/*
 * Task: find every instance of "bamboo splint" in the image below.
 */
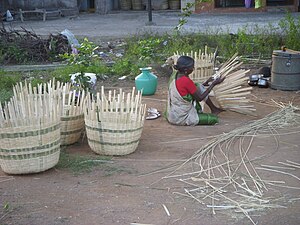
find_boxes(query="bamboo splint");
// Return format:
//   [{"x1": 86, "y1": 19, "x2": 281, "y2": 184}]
[{"x1": 213, "y1": 54, "x2": 256, "y2": 116}]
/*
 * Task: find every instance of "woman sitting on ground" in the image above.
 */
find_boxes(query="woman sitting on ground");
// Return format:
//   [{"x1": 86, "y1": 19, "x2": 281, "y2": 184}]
[{"x1": 167, "y1": 55, "x2": 225, "y2": 126}]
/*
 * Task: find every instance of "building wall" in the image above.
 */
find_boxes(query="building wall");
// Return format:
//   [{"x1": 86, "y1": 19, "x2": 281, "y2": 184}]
[
  {"x1": 95, "y1": 0, "x2": 112, "y2": 14},
  {"x1": 194, "y1": 0, "x2": 299, "y2": 13}
]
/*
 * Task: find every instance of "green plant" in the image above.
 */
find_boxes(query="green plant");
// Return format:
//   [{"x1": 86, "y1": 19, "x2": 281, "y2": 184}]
[
  {"x1": 0, "y1": 44, "x2": 28, "y2": 64},
  {"x1": 60, "y1": 38, "x2": 100, "y2": 91},
  {"x1": 0, "y1": 201, "x2": 13, "y2": 224},
  {"x1": 175, "y1": 0, "x2": 213, "y2": 31},
  {"x1": 0, "y1": 72, "x2": 21, "y2": 102},
  {"x1": 0, "y1": 89, "x2": 13, "y2": 103},
  {"x1": 3, "y1": 202, "x2": 10, "y2": 211},
  {"x1": 55, "y1": 150, "x2": 131, "y2": 176},
  {"x1": 279, "y1": 13, "x2": 300, "y2": 50},
  {"x1": 137, "y1": 37, "x2": 164, "y2": 61},
  {"x1": 111, "y1": 58, "x2": 141, "y2": 78}
]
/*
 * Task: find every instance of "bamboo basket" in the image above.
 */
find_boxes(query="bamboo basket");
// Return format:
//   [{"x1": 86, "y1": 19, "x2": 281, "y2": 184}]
[
  {"x1": 0, "y1": 84, "x2": 61, "y2": 174},
  {"x1": 84, "y1": 87, "x2": 146, "y2": 156}
]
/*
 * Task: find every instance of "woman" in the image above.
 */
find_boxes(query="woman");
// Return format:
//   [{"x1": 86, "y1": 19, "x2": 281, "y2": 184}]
[{"x1": 167, "y1": 55, "x2": 225, "y2": 126}]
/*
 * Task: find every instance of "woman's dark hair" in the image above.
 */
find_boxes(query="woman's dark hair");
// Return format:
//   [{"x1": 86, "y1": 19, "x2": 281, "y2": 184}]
[{"x1": 174, "y1": 56, "x2": 194, "y2": 72}]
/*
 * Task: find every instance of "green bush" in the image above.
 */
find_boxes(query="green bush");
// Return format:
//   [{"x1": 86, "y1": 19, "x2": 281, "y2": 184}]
[
  {"x1": 279, "y1": 12, "x2": 300, "y2": 50},
  {"x1": 0, "y1": 71, "x2": 21, "y2": 102}
]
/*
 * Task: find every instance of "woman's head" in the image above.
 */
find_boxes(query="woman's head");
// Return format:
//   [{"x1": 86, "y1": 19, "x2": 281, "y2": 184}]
[{"x1": 173, "y1": 56, "x2": 194, "y2": 75}]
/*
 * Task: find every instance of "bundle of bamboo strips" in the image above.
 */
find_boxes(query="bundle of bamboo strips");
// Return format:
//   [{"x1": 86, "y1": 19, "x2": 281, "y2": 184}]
[
  {"x1": 163, "y1": 104, "x2": 300, "y2": 224},
  {"x1": 84, "y1": 87, "x2": 146, "y2": 156},
  {"x1": 0, "y1": 81, "x2": 61, "y2": 174},
  {"x1": 212, "y1": 53, "x2": 256, "y2": 115}
]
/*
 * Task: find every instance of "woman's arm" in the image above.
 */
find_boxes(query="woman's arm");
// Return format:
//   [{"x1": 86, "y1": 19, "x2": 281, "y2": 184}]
[{"x1": 192, "y1": 76, "x2": 225, "y2": 102}]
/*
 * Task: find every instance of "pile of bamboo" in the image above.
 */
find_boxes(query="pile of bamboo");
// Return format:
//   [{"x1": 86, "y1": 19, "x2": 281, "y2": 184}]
[
  {"x1": 84, "y1": 87, "x2": 146, "y2": 156},
  {"x1": 213, "y1": 53, "x2": 256, "y2": 115},
  {"x1": 0, "y1": 82, "x2": 61, "y2": 174},
  {"x1": 163, "y1": 104, "x2": 300, "y2": 224}
]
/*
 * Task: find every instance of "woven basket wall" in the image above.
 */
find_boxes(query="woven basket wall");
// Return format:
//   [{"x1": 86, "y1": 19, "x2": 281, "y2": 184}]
[
  {"x1": 61, "y1": 112, "x2": 84, "y2": 145},
  {"x1": 174, "y1": 48, "x2": 215, "y2": 83},
  {"x1": 0, "y1": 121, "x2": 61, "y2": 174},
  {"x1": 191, "y1": 63, "x2": 214, "y2": 83},
  {"x1": 85, "y1": 114, "x2": 144, "y2": 155}
]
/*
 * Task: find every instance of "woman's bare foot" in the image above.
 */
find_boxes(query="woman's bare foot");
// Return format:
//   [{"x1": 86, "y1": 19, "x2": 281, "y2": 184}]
[{"x1": 211, "y1": 107, "x2": 225, "y2": 115}]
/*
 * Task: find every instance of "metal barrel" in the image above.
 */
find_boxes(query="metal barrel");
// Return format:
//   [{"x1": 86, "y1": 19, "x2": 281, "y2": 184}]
[{"x1": 271, "y1": 50, "x2": 300, "y2": 91}]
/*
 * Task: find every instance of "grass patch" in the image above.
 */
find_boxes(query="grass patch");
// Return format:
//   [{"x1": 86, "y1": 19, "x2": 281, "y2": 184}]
[
  {"x1": 1, "y1": 12, "x2": 299, "y2": 98},
  {"x1": 56, "y1": 150, "x2": 131, "y2": 176}
]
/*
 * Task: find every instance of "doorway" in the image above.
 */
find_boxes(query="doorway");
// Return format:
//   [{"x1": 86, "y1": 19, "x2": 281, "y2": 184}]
[{"x1": 79, "y1": 0, "x2": 95, "y2": 12}]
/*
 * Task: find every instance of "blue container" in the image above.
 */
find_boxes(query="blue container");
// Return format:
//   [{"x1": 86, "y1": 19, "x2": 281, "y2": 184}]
[{"x1": 135, "y1": 67, "x2": 158, "y2": 95}]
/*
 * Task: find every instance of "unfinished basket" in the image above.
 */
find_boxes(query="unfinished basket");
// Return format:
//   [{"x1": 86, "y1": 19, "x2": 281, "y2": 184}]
[
  {"x1": 84, "y1": 87, "x2": 146, "y2": 156},
  {"x1": 213, "y1": 53, "x2": 256, "y2": 116},
  {"x1": 0, "y1": 84, "x2": 61, "y2": 174}
]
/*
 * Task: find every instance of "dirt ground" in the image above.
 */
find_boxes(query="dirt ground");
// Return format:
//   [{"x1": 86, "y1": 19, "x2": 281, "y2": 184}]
[{"x1": 0, "y1": 70, "x2": 300, "y2": 225}]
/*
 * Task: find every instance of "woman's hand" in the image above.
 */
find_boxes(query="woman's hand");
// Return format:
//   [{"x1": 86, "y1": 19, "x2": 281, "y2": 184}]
[
  {"x1": 203, "y1": 76, "x2": 215, "y2": 86},
  {"x1": 212, "y1": 76, "x2": 225, "y2": 85}
]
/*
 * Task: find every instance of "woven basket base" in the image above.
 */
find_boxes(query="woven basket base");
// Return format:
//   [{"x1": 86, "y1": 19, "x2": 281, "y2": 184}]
[
  {"x1": 85, "y1": 118, "x2": 143, "y2": 156},
  {"x1": 0, "y1": 150, "x2": 60, "y2": 174},
  {"x1": 61, "y1": 132, "x2": 83, "y2": 145},
  {"x1": 87, "y1": 139, "x2": 139, "y2": 156},
  {"x1": 0, "y1": 121, "x2": 61, "y2": 174}
]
